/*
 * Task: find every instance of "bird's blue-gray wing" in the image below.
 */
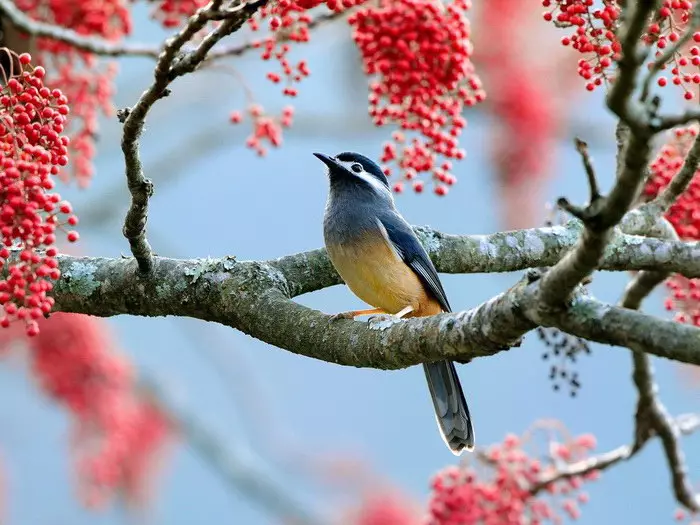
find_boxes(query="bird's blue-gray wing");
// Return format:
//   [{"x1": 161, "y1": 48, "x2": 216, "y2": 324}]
[{"x1": 377, "y1": 212, "x2": 451, "y2": 313}]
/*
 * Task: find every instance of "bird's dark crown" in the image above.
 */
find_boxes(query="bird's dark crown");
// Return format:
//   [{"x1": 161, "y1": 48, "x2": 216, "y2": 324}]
[{"x1": 335, "y1": 151, "x2": 389, "y2": 189}]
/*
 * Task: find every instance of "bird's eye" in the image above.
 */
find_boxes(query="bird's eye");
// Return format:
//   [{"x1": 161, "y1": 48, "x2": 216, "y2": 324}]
[{"x1": 350, "y1": 163, "x2": 363, "y2": 173}]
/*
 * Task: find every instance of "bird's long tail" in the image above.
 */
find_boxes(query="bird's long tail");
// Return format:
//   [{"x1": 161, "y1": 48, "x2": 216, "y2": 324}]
[{"x1": 423, "y1": 360, "x2": 474, "y2": 454}]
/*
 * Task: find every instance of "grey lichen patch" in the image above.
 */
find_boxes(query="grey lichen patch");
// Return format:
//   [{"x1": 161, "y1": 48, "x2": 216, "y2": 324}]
[
  {"x1": 653, "y1": 243, "x2": 673, "y2": 263},
  {"x1": 523, "y1": 231, "x2": 546, "y2": 258},
  {"x1": 368, "y1": 315, "x2": 401, "y2": 331},
  {"x1": 61, "y1": 261, "x2": 101, "y2": 296},
  {"x1": 621, "y1": 232, "x2": 645, "y2": 246},
  {"x1": 477, "y1": 235, "x2": 499, "y2": 260},
  {"x1": 505, "y1": 235, "x2": 520, "y2": 249},
  {"x1": 414, "y1": 225, "x2": 441, "y2": 254},
  {"x1": 184, "y1": 258, "x2": 216, "y2": 284},
  {"x1": 222, "y1": 255, "x2": 237, "y2": 271},
  {"x1": 550, "y1": 223, "x2": 582, "y2": 241},
  {"x1": 258, "y1": 263, "x2": 289, "y2": 292},
  {"x1": 570, "y1": 294, "x2": 611, "y2": 320}
]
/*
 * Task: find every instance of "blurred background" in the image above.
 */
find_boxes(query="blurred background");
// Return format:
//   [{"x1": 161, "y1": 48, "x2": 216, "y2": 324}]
[{"x1": 0, "y1": 1, "x2": 698, "y2": 523}]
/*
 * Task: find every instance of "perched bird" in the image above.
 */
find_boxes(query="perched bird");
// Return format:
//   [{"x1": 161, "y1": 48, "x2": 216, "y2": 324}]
[{"x1": 314, "y1": 150, "x2": 474, "y2": 454}]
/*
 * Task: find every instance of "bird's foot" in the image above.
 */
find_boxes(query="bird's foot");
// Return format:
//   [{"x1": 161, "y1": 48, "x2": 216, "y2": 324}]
[
  {"x1": 367, "y1": 314, "x2": 397, "y2": 329},
  {"x1": 329, "y1": 311, "x2": 355, "y2": 322},
  {"x1": 367, "y1": 314, "x2": 393, "y2": 324}
]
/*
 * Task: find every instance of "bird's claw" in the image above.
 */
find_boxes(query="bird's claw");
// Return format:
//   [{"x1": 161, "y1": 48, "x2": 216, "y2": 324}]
[
  {"x1": 367, "y1": 314, "x2": 394, "y2": 326},
  {"x1": 329, "y1": 312, "x2": 354, "y2": 322}
]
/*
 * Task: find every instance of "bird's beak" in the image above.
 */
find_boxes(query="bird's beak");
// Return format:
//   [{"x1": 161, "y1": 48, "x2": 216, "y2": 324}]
[{"x1": 313, "y1": 152, "x2": 343, "y2": 172}]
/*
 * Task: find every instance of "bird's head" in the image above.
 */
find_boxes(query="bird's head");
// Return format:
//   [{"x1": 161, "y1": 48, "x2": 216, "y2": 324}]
[{"x1": 313, "y1": 151, "x2": 391, "y2": 198}]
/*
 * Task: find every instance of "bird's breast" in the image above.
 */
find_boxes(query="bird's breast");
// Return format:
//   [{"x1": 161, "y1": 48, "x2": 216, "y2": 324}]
[{"x1": 325, "y1": 228, "x2": 440, "y2": 316}]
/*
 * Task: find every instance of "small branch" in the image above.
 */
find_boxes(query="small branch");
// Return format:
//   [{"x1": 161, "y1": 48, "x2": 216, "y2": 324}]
[
  {"x1": 140, "y1": 376, "x2": 325, "y2": 525},
  {"x1": 656, "y1": 132, "x2": 700, "y2": 210},
  {"x1": 0, "y1": 0, "x2": 159, "y2": 57},
  {"x1": 206, "y1": 10, "x2": 348, "y2": 61},
  {"x1": 530, "y1": 445, "x2": 632, "y2": 493},
  {"x1": 574, "y1": 137, "x2": 601, "y2": 200},
  {"x1": 120, "y1": 0, "x2": 266, "y2": 272},
  {"x1": 654, "y1": 107, "x2": 700, "y2": 130},
  {"x1": 622, "y1": 271, "x2": 700, "y2": 512},
  {"x1": 529, "y1": 413, "x2": 700, "y2": 495},
  {"x1": 641, "y1": 1, "x2": 700, "y2": 102},
  {"x1": 555, "y1": 138, "x2": 603, "y2": 222},
  {"x1": 540, "y1": 131, "x2": 651, "y2": 308}
]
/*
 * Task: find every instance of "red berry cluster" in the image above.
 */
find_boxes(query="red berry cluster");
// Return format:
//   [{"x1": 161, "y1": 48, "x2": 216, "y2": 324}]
[
  {"x1": 147, "y1": 0, "x2": 209, "y2": 28},
  {"x1": 542, "y1": 0, "x2": 620, "y2": 92},
  {"x1": 15, "y1": 0, "x2": 132, "y2": 186},
  {"x1": 349, "y1": 0, "x2": 485, "y2": 196},
  {"x1": 0, "y1": 52, "x2": 79, "y2": 337},
  {"x1": 544, "y1": 0, "x2": 700, "y2": 99},
  {"x1": 249, "y1": 0, "x2": 363, "y2": 95},
  {"x1": 231, "y1": 0, "x2": 363, "y2": 157},
  {"x1": 644, "y1": 126, "x2": 700, "y2": 326},
  {"x1": 230, "y1": 104, "x2": 294, "y2": 156},
  {"x1": 427, "y1": 429, "x2": 598, "y2": 524},
  {"x1": 0, "y1": 313, "x2": 172, "y2": 508}
]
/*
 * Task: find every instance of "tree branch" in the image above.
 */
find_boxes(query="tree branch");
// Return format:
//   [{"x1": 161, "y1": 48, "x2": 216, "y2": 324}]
[
  {"x1": 205, "y1": 10, "x2": 348, "y2": 61},
  {"x1": 41, "y1": 223, "x2": 700, "y2": 369},
  {"x1": 529, "y1": 414, "x2": 700, "y2": 494},
  {"x1": 618, "y1": 222, "x2": 700, "y2": 512},
  {"x1": 538, "y1": 1, "x2": 695, "y2": 313},
  {"x1": 120, "y1": 0, "x2": 266, "y2": 272},
  {"x1": 0, "y1": 0, "x2": 159, "y2": 57}
]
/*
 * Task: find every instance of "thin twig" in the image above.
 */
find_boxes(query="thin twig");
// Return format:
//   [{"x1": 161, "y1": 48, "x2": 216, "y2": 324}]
[
  {"x1": 0, "y1": 0, "x2": 158, "y2": 57},
  {"x1": 529, "y1": 414, "x2": 700, "y2": 494},
  {"x1": 120, "y1": 0, "x2": 267, "y2": 272},
  {"x1": 574, "y1": 137, "x2": 601, "y2": 200},
  {"x1": 655, "y1": 107, "x2": 700, "y2": 130},
  {"x1": 206, "y1": 10, "x2": 348, "y2": 61}
]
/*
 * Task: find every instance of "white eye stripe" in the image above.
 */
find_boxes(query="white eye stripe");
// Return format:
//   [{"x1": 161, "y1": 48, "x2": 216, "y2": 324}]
[{"x1": 339, "y1": 160, "x2": 391, "y2": 196}]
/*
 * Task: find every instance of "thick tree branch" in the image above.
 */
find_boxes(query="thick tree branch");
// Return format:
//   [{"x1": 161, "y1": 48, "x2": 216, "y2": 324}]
[
  {"x1": 120, "y1": 0, "x2": 266, "y2": 272},
  {"x1": 276, "y1": 222, "x2": 700, "y2": 297},
  {"x1": 0, "y1": 0, "x2": 158, "y2": 57},
  {"x1": 43, "y1": 228, "x2": 700, "y2": 369},
  {"x1": 50, "y1": 254, "x2": 530, "y2": 368}
]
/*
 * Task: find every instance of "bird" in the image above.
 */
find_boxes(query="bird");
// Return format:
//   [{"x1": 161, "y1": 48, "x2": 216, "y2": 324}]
[{"x1": 314, "y1": 150, "x2": 474, "y2": 455}]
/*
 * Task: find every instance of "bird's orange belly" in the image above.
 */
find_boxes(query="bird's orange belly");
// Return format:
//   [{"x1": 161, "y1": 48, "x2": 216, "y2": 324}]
[{"x1": 326, "y1": 236, "x2": 441, "y2": 316}]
